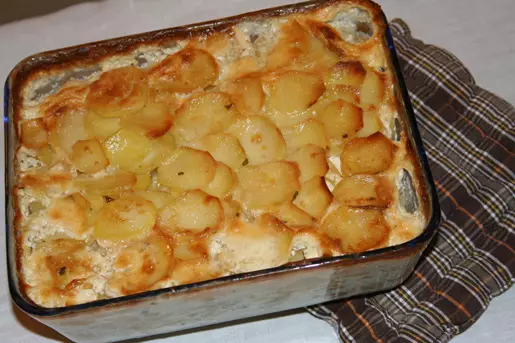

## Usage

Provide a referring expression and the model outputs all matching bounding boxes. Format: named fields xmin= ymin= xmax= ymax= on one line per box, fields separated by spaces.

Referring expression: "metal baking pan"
xmin=5 ymin=0 xmax=440 ymax=342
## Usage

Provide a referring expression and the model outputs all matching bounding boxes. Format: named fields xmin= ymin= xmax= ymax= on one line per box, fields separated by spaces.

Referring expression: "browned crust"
xmin=8 ymin=0 xmax=384 ymax=122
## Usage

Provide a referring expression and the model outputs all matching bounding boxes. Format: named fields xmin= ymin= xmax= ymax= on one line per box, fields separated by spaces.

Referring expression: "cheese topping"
xmin=14 ymin=0 xmax=427 ymax=307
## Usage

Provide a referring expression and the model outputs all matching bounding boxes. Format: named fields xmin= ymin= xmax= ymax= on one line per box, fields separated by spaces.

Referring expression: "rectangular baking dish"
xmin=5 ymin=0 xmax=440 ymax=342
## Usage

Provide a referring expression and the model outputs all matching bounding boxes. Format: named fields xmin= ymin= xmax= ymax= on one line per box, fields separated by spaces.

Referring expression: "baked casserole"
xmin=11 ymin=0 xmax=428 ymax=308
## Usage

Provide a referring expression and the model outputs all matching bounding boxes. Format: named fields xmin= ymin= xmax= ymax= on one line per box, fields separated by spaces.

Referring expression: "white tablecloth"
xmin=1 ymin=1 xmax=513 ymax=342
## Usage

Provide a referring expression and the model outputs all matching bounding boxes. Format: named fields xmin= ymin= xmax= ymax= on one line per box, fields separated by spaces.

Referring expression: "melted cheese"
xmin=14 ymin=0 xmax=427 ymax=308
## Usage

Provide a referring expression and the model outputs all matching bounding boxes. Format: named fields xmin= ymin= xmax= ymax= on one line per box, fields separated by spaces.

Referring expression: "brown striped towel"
xmin=307 ymin=19 xmax=515 ymax=343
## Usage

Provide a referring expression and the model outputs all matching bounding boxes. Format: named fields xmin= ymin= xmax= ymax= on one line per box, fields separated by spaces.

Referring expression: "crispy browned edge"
xmin=7 ymin=0 xmax=429 ymax=309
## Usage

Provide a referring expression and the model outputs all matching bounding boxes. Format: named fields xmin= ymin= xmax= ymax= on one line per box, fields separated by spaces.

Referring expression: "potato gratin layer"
xmin=14 ymin=0 xmax=427 ymax=307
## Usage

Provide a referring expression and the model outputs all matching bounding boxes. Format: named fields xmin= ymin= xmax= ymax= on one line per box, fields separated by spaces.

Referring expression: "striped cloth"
xmin=307 ymin=19 xmax=515 ymax=343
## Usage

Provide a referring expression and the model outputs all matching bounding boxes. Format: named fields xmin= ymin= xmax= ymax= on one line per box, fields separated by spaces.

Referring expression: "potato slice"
xmin=108 ymin=235 xmax=173 ymax=294
xmin=172 ymin=92 xmax=238 ymax=145
xmin=157 ymin=147 xmax=216 ymax=191
xmin=321 ymin=206 xmax=390 ymax=253
xmin=84 ymin=111 xmax=121 ymax=140
xmin=203 ymin=163 xmax=237 ymax=199
xmin=355 ymin=111 xmax=382 ymax=138
xmin=288 ymin=144 xmax=328 ymax=183
xmin=311 ymin=85 xmax=361 ymax=116
xmin=27 ymin=239 xmax=94 ymax=290
xmin=93 ymin=195 xmax=157 ymax=241
xmin=266 ymin=71 xmax=325 ymax=119
xmin=208 ymin=215 xmax=293 ymax=273
xmin=51 ymin=109 xmax=89 ymax=155
xmin=228 ymin=115 xmax=286 ymax=165
xmin=133 ymin=173 xmax=151 ymax=191
xmin=133 ymin=190 xmax=177 ymax=210
xmin=333 ymin=175 xmax=392 ymax=208
xmin=340 ymin=132 xmax=395 ymax=175
xmin=238 ymin=161 xmax=300 ymax=208
xmin=120 ymin=101 xmax=172 ymax=139
xmin=221 ymin=198 xmax=241 ymax=219
xmin=75 ymin=170 xmax=137 ymax=197
xmin=324 ymin=61 xmax=366 ymax=88
xmin=226 ymin=76 xmax=264 ymax=116
xmin=86 ymin=66 xmax=148 ymax=118
xmin=360 ymin=70 xmax=385 ymax=111
xmin=104 ymin=129 xmax=152 ymax=173
xmin=283 ymin=118 xmax=328 ymax=152
xmin=48 ymin=195 xmax=89 ymax=237
xmin=172 ymin=233 xmax=207 ymax=261
xmin=267 ymin=20 xmax=339 ymax=72
xmin=274 ymin=202 xmax=315 ymax=227
xmin=71 ymin=139 xmax=109 ymax=174
xmin=148 ymin=47 xmax=219 ymax=92
xmin=158 ymin=190 xmax=223 ymax=234
xmin=318 ymin=100 xmax=363 ymax=139
xmin=293 ymin=176 xmax=332 ymax=219
xmin=202 ymin=133 xmax=246 ymax=170
xmin=21 ymin=118 xmax=48 ymax=149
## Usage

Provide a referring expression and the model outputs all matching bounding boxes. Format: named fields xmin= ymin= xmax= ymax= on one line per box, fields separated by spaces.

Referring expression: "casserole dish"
xmin=5 ymin=0 xmax=440 ymax=342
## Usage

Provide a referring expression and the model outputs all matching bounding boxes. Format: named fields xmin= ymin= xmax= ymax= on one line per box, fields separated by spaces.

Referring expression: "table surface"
xmin=0 ymin=1 xmax=513 ymax=342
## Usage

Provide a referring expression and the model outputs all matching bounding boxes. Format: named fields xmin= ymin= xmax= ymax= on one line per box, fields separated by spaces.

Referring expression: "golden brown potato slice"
xmin=225 ymin=56 xmax=261 ymax=80
xmin=27 ymin=239 xmax=94 ymax=290
xmin=226 ymin=76 xmax=264 ymax=116
xmin=50 ymin=109 xmax=89 ymax=155
xmin=107 ymin=235 xmax=173 ymax=295
xmin=120 ymin=101 xmax=173 ymax=139
xmin=324 ymin=61 xmax=366 ymax=88
xmin=86 ymin=66 xmax=148 ymax=118
xmin=238 ymin=161 xmax=300 ymax=208
xmin=266 ymin=71 xmax=325 ymax=119
xmin=84 ymin=112 xmax=120 ymax=140
xmin=283 ymin=118 xmax=328 ymax=152
xmin=172 ymin=233 xmax=207 ymax=261
xmin=75 ymin=170 xmax=137 ymax=198
xmin=21 ymin=118 xmax=48 ymax=149
xmin=71 ymin=139 xmax=109 ymax=174
xmin=333 ymin=175 xmax=392 ymax=208
xmin=203 ymin=162 xmax=237 ymax=199
xmin=221 ymin=198 xmax=241 ymax=219
xmin=133 ymin=190 xmax=177 ymax=210
xmin=133 ymin=173 xmax=151 ymax=191
xmin=321 ymin=206 xmax=390 ymax=253
xmin=80 ymin=192 xmax=106 ymax=224
xmin=149 ymin=47 xmax=219 ymax=92
xmin=208 ymin=215 xmax=293 ymax=273
xmin=267 ymin=19 xmax=339 ymax=72
xmin=274 ymin=202 xmax=315 ymax=227
xmin=228 ymin=115 xmax=286 ymax=165
xmin=340 ymin=132 xmax=395 ymax=175
xmin=93 ymin=195 xmax=157 ymax=241
xmin=293 ymin=176 xmax=332 ymax=219
xmin=288 ymin=144 xmax=328 ymax=183
xmin=172 ymin=92 xmax=238 ymax=145
xmin=355 ymin=111 xmax=382 ymax=138
xmin=202 ymin=133 xmax=247 ymax=170
xmin=157 ymin=147 xmax=216 ymax=191
xmin=318 ymin=99 xmax=363 ymax=139
xmin=48 ymin=195 xmax=89 ymax=237
xmin=360 ymin=70 xmax=385 ymax=111
xmin=157 ymin=190 xmax=223 ymax=234
xmin=103 ymin=129 xmax=152 ymax=173
xmin=311 ymin=85 xmax=361 ymax=116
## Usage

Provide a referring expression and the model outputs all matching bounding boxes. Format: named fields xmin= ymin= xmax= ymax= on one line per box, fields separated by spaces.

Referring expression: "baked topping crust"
xmin=12 ymin=0 xmax=427 ymax=308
